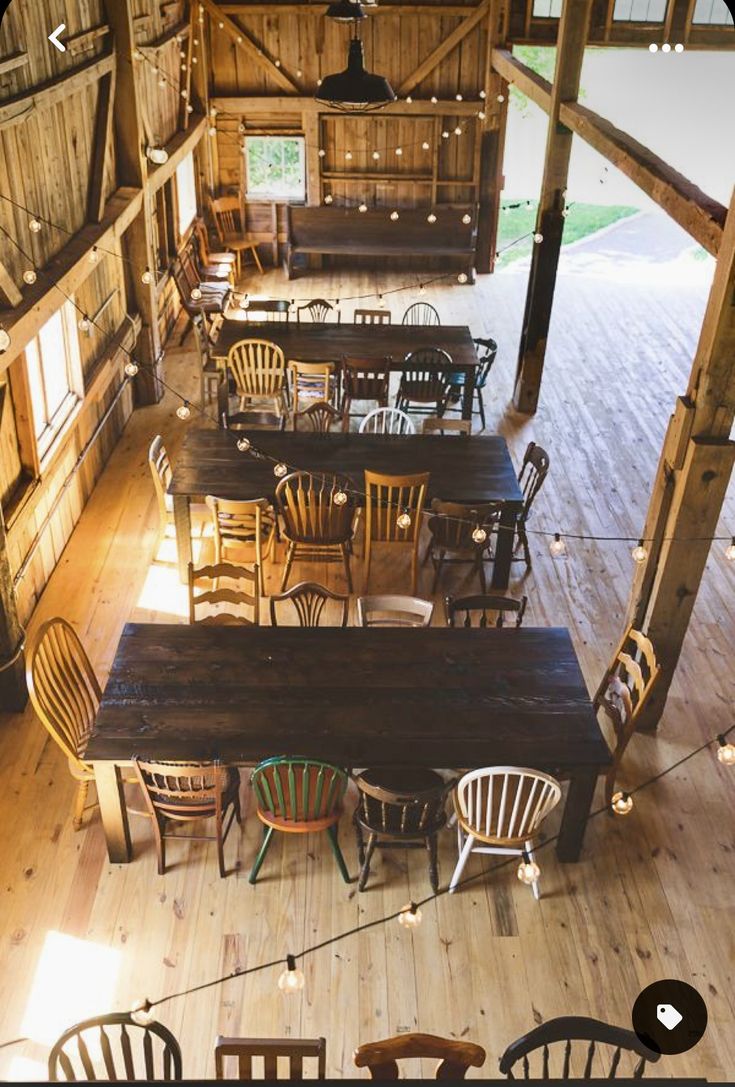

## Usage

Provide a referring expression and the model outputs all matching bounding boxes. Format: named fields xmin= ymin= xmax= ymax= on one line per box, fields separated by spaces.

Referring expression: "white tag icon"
xmin=657 ymin=1003 xmax=683 ymax=1031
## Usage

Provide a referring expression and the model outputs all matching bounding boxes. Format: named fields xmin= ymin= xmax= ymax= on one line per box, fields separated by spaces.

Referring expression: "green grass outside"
xmin=496 ymin=199 xmax=639 ymax=266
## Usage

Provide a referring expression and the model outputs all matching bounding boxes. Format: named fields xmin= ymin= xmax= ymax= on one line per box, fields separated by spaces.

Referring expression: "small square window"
xmin=245 ymin=136 xmax=306 ymax=202
xmin=691 ymin=0 xmax=733 ymax=23
xmin=532 ymin=0 xmax=563 ymax=16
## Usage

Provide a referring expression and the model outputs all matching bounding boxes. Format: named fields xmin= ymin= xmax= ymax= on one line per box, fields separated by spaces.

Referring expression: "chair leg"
xmin=326 ymin=824 xmax=351 ymax=883
xmin=477 ymin=388 xmax=486 ymax=431
xmin=250 ymin=244 xmax=264 ymax=275
xmin=358 ymin=832 xmax=377 ymax=891
xmin=476 ymin=551 xmax=487 ymax=594
xmin=426 ymin=834 xmax=439 ymax=893
xmin=216 ymin=811 xmax=227 ymax=879
xmin=280 ymin=542 xmax=295 ymax=591
xmin=449 ymin=830 xmax=475 ymax=893
xmin=411 ymin=544 xmax=419 ymax=596
xmin=519 ymin=524 xmax=532 ymax=569
xmin=363 ymin=534 xmax=372 ymax=591
xmin=72 ymin=780 xmax=89 ymax=831
xmin=353 ymin=812 xmax=366 ymax=867
xmin=526 ymin=841 xmax=541 ymax=900
xmin=149 ymin=814 xmax=166 ymax=876
xmin=341 ymin=543 xmax=353 ymax=593
xmin=249 ymin=825 xmax=275 ymax=884
xmin=431 ymin=550 xmax=445 ymax=595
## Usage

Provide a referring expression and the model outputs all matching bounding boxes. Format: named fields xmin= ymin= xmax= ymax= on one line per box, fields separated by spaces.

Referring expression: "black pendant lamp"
xmin=315 ymin=34 xmax=396 ymax=113
xmin=325 ymin=0 xmax=365 ymax=20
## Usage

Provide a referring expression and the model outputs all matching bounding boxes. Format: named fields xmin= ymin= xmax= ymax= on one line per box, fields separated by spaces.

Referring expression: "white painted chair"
xmin=449 ymin=767 xmax=561 ymax=899
xmin=359 ymin=407 xmax=415 ymax=435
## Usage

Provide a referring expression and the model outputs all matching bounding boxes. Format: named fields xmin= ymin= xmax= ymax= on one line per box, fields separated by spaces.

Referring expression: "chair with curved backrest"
xmin=425 ymin=500 xmax=501 ymax=593
xmin=296 ymin=298 xmax=338 ymax=324
xmin=364 ymin=470 xmax=429 ymax=595
xmin=449 ymin=766 xmax=561 ymax=898
xmin=210 ymin=195 xmax=264 ymax=277
xmin=445 ymin=593 xmax=528 ymax=628
xmin=396 ymin=347 xmax=453 ymax=417
xmin=359 ymin=407 xmax=415 ymax=436
xmin=248 ymin=757 xmax=350 ymax=884
xmin=227 ymin=339 xmax=288 ymax=417
xmin=288 ymin=360 xmax=336 ymax=414
xmin=293 ymin=400 xmax=345 ymax=434
xmin=514 ymin=441 xmax=550 ymax=570
xmin=269 ymin=581 xmax=349 ymax=628
xmin=48 ymin=1012 xmax=183 ymax=1081
xmin=341 ymin=357 xmax=391 ymax=425
xmin=356 ymin=595 xmax=434 ymax=628
xmin=498 ymin=1016 xmax=661 ymax=1080
xmin=206 ymin=495 xmax=275 ymax=598
xmin=353 ymin=1033 xmax=486 ymax=1080
xmin=353 ymin=767 xmax=451 ymax=892
xmin=593 ymin=626 xmax=661 ymax=807
xmin=402 ymin=301 xmax=440 ymax=326
xmin=188 ymin=562 xmax=260 ymax=626
xmin=214 ymin=1036 xmax=327 ymax=1080
xmin=194 ymin=218 xmax=237 ymax=271
xmin=443 ymin=336 xmax=498 ymax=430
xmin=148 ymin=435 xmax=173 ymax=548
xmin=133 ymin=759 xmax=241 ymax=877
xmin=354 ymin=308 xmax=391 ymax=324
xmin=422 ymin=417 xmax=471 ymax=436
xmin=275 ymin=471 xmax=356 ymax=592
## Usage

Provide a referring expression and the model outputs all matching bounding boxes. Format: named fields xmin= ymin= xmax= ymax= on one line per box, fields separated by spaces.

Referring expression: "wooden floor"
xmin=1 ymin=259 xmax=734 ymax=1081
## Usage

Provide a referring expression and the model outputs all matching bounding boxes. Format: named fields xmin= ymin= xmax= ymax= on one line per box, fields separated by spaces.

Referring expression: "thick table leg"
xmin=94 ymin=762 xmax=132 ymax=864
xmin=461 ymin=366 xmax=475 ymax=422
xmin=173 ymin=494 xmax=192 ymax=584
xmin=557 ymin=769 xmax=598 ymax=862
xmin=491 ymin=505 xmax=517 ymax=589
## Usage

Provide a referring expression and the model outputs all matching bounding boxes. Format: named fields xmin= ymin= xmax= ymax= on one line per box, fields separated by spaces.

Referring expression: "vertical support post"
xmin=0 ymin=504 xmax=26 ymax=710
xmin=476 ymin=0 xmax=509 ymax=275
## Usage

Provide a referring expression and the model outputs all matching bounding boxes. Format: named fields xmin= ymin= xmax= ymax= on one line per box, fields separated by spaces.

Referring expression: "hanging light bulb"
xmin=180 ymin=88 xmax=188 ymax=99
xmin=133 ymin=49 xmax=144 ymax=61
xmin=274 ymin=462 xmax=288 ymax=478
xmin=0 ymin=326 xmax=11 ymax=353
xmin=611 ymin=790 xmax=634 ymax=816
xmin=130 ymin=998 xmax=154 ymax=1027
xmin=661 ymin=42 xmax=671 ymax=52
xmin=455 ymin=93 xmax=463 ymax=102
xmin=631 ymin=539 xmax=648 ymax=563
xmin=378 ymin=294 xmax=386 ymax=308
xmin=549 ymin=533 xmax=566 ymax=558
xmin=395 ymin=146 xmax=403 ymax=156
xmin=89 ymin=247 xmax=100 ymax=264
xmin=390 ymin=211 xmax=399 ymax=221
xmin=462 ymin=213 xmax=472 ymax=225
xmin=345 ymin=150 xmax=353 ymax=161
xmin=716 ymin=734 xmax=735 ymax=765
xmin=208 ymin=125 xmax=217 ymax=136
xmin=418 ymin=283 xmax=426 ymax=296
xmin=457 ymin=272 xmax=468 ymax=284
xmin=454 ymin=126 xmax=462 ymax=136
xmin=176 ymin=401 xmax=191 ymax=420
xmin=430 ymin=95 xmax=438 ymax=104
xmin=186 ymin=104 xmax=194 ymax=114
xmin=78 ymin=315 xmax=91 ymax=334
xmin=421 ymin=141 xmax=430 ymax=151
xmin=124 ymin=360 xmax=139 ymax=377
xmin=674 ymin=42 xmax=684 ymax=52
xmin=533 ymin=233 xmax=544 ymax=244
xmin=479 ymin=90 xmax=486 ymax=99
xmin=236 ymin=437 xmax=252 ymax=453
xmin=278 ymin=955 xmax=305 ymax=994
xmin=427 ymin=213 xmax=437 ymax=224
xmin=372 ymin=150 xmax=380 ymax=161
xmin=191 ymin=287 xmax=203 ymax=301
xmin=297 ymin=68 xmax=303 ymax=77
xmin=158 ymin=71 xmax=167 ymax=87
xmin=324 ymin=194 xmax=333 ymax=205
xmin=477 ymin=110 xmax=486 ymax=120
xmin=497 ymin=93 xmax=505 ymax=103
xmin=141 ymin=268 xmax=154 ymax=285
xmin=725 ymin=537 xmax=735 ymax=561
xmin=406 ymin=95 xmax=413 ymax=104
xmin=441 ymin=130 xmax=450 ymax=139
xmin=318 ymin=148 xmax=326 ymax=157
xmin=333 ymin=488 xmax=348 ymax=506
xmin=29 ymin=218 xmax=42 ymax=233
xmin=397 ymin=510 xmax=412 ymax=530
xmin=23 ymin=270 xmax=37 ymax=285
xmin=517 ymin=849 xmax=540 ymax=886
xmin=238 ymin=122 xmax=247 ymax=136
xmin=472 ymin=525 xmax=487 ymax=544
xmin=649 ymin=43 xmax=659 ymax=52
xmin=358 ymin=202 xmax=368 ymax=213
xmin=397 ymin=902 xmax=422 ymax=928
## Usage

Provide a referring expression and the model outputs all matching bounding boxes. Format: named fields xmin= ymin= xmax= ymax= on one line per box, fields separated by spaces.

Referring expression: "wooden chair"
xmin=133 ymin=759 xmax=241 ymax=877
xmin=354 ymin=307 xmax=391 ymax=324
xmin=359 ymin=407 xmax=415 ymax=435
xmin=294 ymin=400 xmax=345 ymax=434
xmin=172 ymin=252 xmax=231 ymax=344
xmin=445 ymin=592 xmax=528 ymax=628
xmin=275 ymin=471 xmax=356 ymax=591
xmin=402 ymin=301 xmax=440 ymax=326
xmin=248 ymin=757 xmax=350 ymax=883
xmin=148 ymin=435 xmax=174 ymax=550
xmin=194 ymin=218 xmax=237 ymax=270
xmin=356 ymin=595 xmax=433 ymax=628
xmin=211 ymin=195 xmax=264 ymax=277
xmin=396 ymin=346 xmax=453 ymax=417
xmin=425 ymin=500 xmax=501 ymax=593
xmin=341 ymin=356 xmax=391 ymax=424
xmin=244 ymin=298 xmax=291 ymax=322
xmin=188 ymin=562 xmax=260 ymax=625
xmin=214 ymin=1036 xmax=326 ymax=1080
xmin=288 ymin=360 xmax=336 ymax=414
xmin=296 ymin=298 xmax=339 ymax=324
xmin=269 ymin=581 xmax=349 ymax=628
xmin=227 ymin=339 xmax=288 ymax=417
xmin=206 ymin=495 xmax=275 ymax=597
xmin=449 ymin=767 xmax=561 ymax=898
xmin=188 ymin=234 xmax=233 ymax=285
xmin=353 ymin=766 xmax=451 ymax=892
xmin=443 ymin=336 xmax=497 ymax=431
xmin=514 ymin=441 xmax=550 ymax=570
xmin=498 ymin=1016 xmax=661 ymax=1080
xmin=422 ymin=416 xmax=471 ymax=435
xmin=593 ymin=626 xmax=661 ymax=807
xmin=193 ymin=315 xmax=221 ymax=409
xmin=49 ymin=1012 xmax=183 ymax=1081
xmin=220 ymin=407 xmax=286 ymax=432
xmin=353 ymin=1034 xmax=486 ymax=1080
xmin=364 ymin=470 xmax=429 ymax=595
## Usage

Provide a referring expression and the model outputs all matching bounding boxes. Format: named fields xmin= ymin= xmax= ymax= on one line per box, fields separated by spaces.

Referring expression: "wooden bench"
xmin=285 ymin=205 xmax=478 ymax=281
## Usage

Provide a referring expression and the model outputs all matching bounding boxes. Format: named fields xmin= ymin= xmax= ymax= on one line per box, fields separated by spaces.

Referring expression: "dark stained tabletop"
xmin=87 ymin=624 xmax=611 ymax=770
xmin=211 ymin=320 xmax=479 ymax=370
xmin=168 ymin=429 xmax=525 ymax=506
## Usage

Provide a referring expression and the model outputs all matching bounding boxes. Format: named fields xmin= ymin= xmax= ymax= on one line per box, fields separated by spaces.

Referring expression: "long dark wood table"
xmin=210 ymin=320 xmax=480 ymax=420
xmin=87 ymin=623 xmax=611 ymax=866
xmin=168 ymin=429 xmax=524 ymax=586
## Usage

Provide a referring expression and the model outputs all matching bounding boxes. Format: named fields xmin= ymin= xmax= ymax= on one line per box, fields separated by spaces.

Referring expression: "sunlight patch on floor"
xmin=6 ymin=1054 xmax=47 ymax=1082
xmin=135 ymin=561 xmax=189 ymax=620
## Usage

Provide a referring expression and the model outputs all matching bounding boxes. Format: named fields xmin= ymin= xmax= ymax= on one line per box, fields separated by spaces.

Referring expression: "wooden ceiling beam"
xmin=218 ymin=3 xmax=480 ymax=11
xmin=199 ymin=0 xmax=302 ymax=93
xmin=397 ymin=1 xmax=490 ymax=95
xmin=0 ymin=52 xmax=115 ymax=130
xmin=210 ymin=95 xmax=483 ymax=115
xmin=490 ymin=47 xmax=550 ymax=109
xmin=88 ymin=69 xmax=117 ymax=224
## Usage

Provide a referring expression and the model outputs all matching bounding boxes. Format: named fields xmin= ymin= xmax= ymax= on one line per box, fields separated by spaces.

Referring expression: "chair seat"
xmin=222 ymin=234 xmax=259 ymax=252
xmin=256 ymin=805 xmax=343 ymax=833
xmin=202 ymin=263 xmax=231 ymax=280
xmin=209 ymin=251 xmax=237 ymax=264
xmin=455 ymin=806 xmax=531 ymax=849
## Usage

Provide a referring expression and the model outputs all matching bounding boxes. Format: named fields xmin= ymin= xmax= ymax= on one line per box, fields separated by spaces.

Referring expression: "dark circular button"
xmin=632 ymin=979 xmax=707 ymax=1055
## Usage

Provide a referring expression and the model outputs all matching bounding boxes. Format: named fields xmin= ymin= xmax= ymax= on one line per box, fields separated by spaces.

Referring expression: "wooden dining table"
xmin=87 ymin=623 xmax=611 ymax=866
xmin=210 ymin=320 xmax=481 ymax=421
xmin=168 ymin=429 xmax=524 ymax=587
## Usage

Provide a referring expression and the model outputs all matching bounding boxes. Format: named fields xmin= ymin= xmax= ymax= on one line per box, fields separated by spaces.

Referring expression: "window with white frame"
xmin=532 ymin=0 xmax=563 ymax=16
xmin=176 ymin=152 xmax=198 ymax=235
xmin=244 ymin=136 xmax=306 ymax=201
xmin=691 ymin=0 xmax=733 ymax=23
xmin=612 ymin=0 xmax=667 ymax=20
xmin=25 ymin=303 xmax=83 ymax=462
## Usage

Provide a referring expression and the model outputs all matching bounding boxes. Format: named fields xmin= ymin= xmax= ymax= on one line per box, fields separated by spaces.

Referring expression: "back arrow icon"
xmin=48 ymin=24 xmax=66 ymax=52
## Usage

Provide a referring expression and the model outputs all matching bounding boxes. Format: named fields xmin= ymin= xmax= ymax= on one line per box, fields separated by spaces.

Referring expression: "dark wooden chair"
xmin=341 ymin=356 xmax=391 ymax=423
xmin=498 ymin=1016 xmax=661 ymax=1079
xmin=244 ymin=298 xmax=291 ymax=322
xmin=214 ymin=1036 xmax=326 ymax=1080
xmin=353 ymin=1033 xmax=486 ymax=1080
xmin=248 ymin=756 xmax=350 ymax=884
xmin=171 ymin=256 xmax=229 ymax=346
xmin=296 ymin=298 xmax=339 ymax=323
xmin=445 ymin=593 xmax=528 ymax=628
xmin=354 ymin=307 xmax=391 ymax=324
xmin=353 ymin=766 xmax=452 ymax=892
xmin=269 ymin=581 xmax=349 ymax=628
xmin=395 ymin=346 xmax=453 ymax=417
xmin=275 ymin=470 xmax=356 ymax=591
xmin=442 ymin=336 xmax=497 ymax=430
xmin=424 ymin=499 xmax=501 ymax=593
xmin=49 ymin=1012 xmax=183 ymax=1081
xmin=514 ymin=441 xmax=550 ymax=570
xmin=220 ymin=406 xmax=286 ymax=432
xmin=293 ymin=399 xmax=345 ymax=434
xmin=402 ymin=301 xmax=440 ymax=326
xmin=133 ymin=759 xmax=242 ymax=877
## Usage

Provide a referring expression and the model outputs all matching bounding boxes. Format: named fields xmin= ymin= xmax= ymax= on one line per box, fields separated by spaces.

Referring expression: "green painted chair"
xmin=248 ymin=757 xmax=351 ymax=884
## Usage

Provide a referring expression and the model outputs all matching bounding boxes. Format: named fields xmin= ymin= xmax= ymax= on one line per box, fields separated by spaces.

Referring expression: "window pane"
xmin=25 ymin=339 xmax=46 ymax=438
xmin=692 ymin=0 xmax=733 ymax=22
xmin=176 ymin=153 xmax=198 ymax=234
xmin=613 ymin=0 xmax=667 ymax=18
xmin=245 ymin=137 xmax=306 ymax=200
xmin=38 ymin=309 xmax=69 ymax=420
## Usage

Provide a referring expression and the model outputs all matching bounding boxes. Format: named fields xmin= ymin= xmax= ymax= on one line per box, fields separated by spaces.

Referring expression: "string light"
xmin=89 ymin=247 xmax=100 ymax=264
xmin=549 ymin=533 xmax=566 ymax=557
xmin=427 ymin=213 xmax=437 ymax=224
xmin=454 ymin=126 xmax=462 ymax=136
xmin=333 ymin=488 xmax=348 ymax=506
xmin=462 ymin=213 xmax=472 ymax=225
xmin=397 ymin=510 xmax=412 ymax=530
xmin=378 ymin=294 xmax=386 ymax=308
xmin=441 ymin=130 xmax=450 ymax=139
xmin=0 ymin=326 xmax=10 ymax=353
xmin=479 ymin=90 xmax=486 ymax=99
xmin=397 ymin=902 xmax=422 ymax=928
xmin=649 ymin=43 xmax=659 ymax=52
xmin=716 ymin=734 xmax=735 ymax=765
xmin=478 ymin=110 xmax=486 ymax=120
xmin=124 ymin=361 xmax=139 ymax=377
xmin=29 ymin=218 xmax=42 ymax=233
xmin=324 ymin=194 xmax=333 ymax=204
xmin=358 ymin=202 xmax=368 ymax=213
xmin=674 ymin=42 xmax=684 ymax=52
xmin=208 ymin=125 xmax=217 ymax=136
xmin=141 ymin=268 xmax=154 ymax=285
xmin=455 ymin=93 xmax=463 ymax=101
xmin=661 ymin=42 xmax=671 ymax=52
xmin=516 ymin=850 xmax=540 ymax=886
xmin=318 ymin=148 xmax=326 ymax=157
xmin=430 ymin=95 xmax=438 ymax=104
xmin=236 ymin=437 xmax=251 ymax=453
xmin=725 ymin=537 xmax=735 ymax=560
xmin=395 ymin=146 xmax=403 ymax=156
xmin=631 ymin=539 xmax=648 ymax=563
xmin=191 ymin=287 xmax=203 ymax=301
xmin=611 ymin=790 xmax=634 ymax=816
xmin=418 ymin=283 xmax=426 ymax=295
xmin=457 ymin=272 xmax=468 ymax=284
xmin=533 ymin=233 xmax=544 ymax=244
xmin=130 ymin=998 xmax=154 ymax=1026
xmin=22 ymin=270 xmax=37 ymax=284
xmin=497 ymin=93 xmax=505 ymax=103
xmin=390 ymin=211 xmax=399 ymax=221
xmin=278 ymin=955 xmax=305 ymax=994
xmin=472 ymin=526 xmax=487 ymax=544
xmin=345 ymin=150 xmax=353 ymax=161
xmin=78 ymin=316 xmax=91 ymax=334
xmin=176 ymin=401 xmax=191 ymax=420
xmin=274 ymin=462 xmax=288 ymax=478
xmin=422 ymin=141 xmax=430 ymax=150
xmin=372 ymin=150 xmax=380 ymax=160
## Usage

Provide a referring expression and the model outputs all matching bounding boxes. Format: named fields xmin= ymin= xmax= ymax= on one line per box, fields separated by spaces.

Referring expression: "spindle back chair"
xmin=148 ymin=435 xmax=173 ymax=547
xmin=498 ymin=1016 xmax=661 ymax=1079
xmin=293 ymin=399 xmax=345 ymax=434
xmin=515 ymin=442 xmax=550 ymax=569
xmin=443 ymin=336 xmax=498 ymax=430
xmin=214 ymin=1036 xmax=326 ymax=1080
xmin=269 ymin=582 xmax=350 ymax=628
xmin=396 ymin=347 xmax=453 ymax=416
xmin=48 ymin=1013 xmax=183 ymax=1081
xmin=210 ymin=196 xmax=264 ymax=275
xmin=402 ymin=301 xmax=440 ymax=326
xmin=288 ymin=360 xmax=335 ymax=414
xmin=353 ymin=1033 xmax=486 ymax=1080
xmin=445 ymin=593 xmax=528 ymax=628
xmin=360 ymin=407 xmax=415 ymax=435
xmin=341 ymin=357 xmax=391 ymax=422
xmin=364 ymin=470 xmax=429 ymax=595
xmin=227 ymin=339 xmax=288 ymax=416
xmin=275 ymin=471 xmax=356 ymax=591
xmin=296 ymin=298 xmax=338 ymax=324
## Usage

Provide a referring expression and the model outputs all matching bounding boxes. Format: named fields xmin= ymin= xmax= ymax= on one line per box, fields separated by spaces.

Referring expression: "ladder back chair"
xmin=443 ymin=337 xmax=498 ymax=430
xmin=227 ymin=339 xmax=288 ymax=417
xmin=210 ymin=196 xmax=264 ymax=276
xmin=402 ymin=301 xmax=440 ymax=326
xmin=288 ymin=360 xmax=336 ymax=414
xmin=296 ymin=298 xmax=338 ymax=324
xmin=353 ymin=1033 xmax=486 ymax=1080
xmin=188 ymin=562 xmax=260 ymax=626
xmin=206 ymin=496 xmax=275 ymax=598
xmin=515 ymin=441 xmax=550 ymax=570
xmin=275 ymin=471 xmax=357 ymax=592
xmin=193 ymin=316 xmax=221 ymax=409
xmin=354 ymin=308 xmax=391 ymax=324
xmin=396 ymin=347 xmax=453 ymax=417
xmin=248 ymin=757 xmax=350 ymax=884
xmin=364 ymin=470 xmax=430 ymax=595
xmin=498 ymin=1016 xmax=661 ymax=1080
xmin=341 ymin=357 xmax=391 ymax=423
xmin=48 ymin=1013 xmax=183 ymax=1081
xmin=148 ymin=435 xmax=173 ymax=549
xmin=445 ymin=593 xmax=528 ymax=628
xmin=194 ymin=218 xmax=237 ymax=270
xmin=269 ymin=582 xmax=349 ymax=628
xmin=293 ymin=400 xmax=345 ymax=434
xmin=425 ymin=500 xmax=501 ymax=593
xmin=449 ymin=767 xmax=561 ymax=899
xmin=214 ymin=1036 xmax=326 ymax=1080
xmin=422 ymin=417 xmax=471 ymax=435
xmin=133 ymin=759 xmax=241 ymax=877
xmin=359 ymin=407 xmax=415 ymax=435
xmin=357 ymin=595 xmax=434 ymax=628
xmin=353 ymin=766 xmax=451 ymax=892
xmin=593 ymin=626 xmax=661 ymax=807
xmin=188 ymin=234 xmax=233 ymax=286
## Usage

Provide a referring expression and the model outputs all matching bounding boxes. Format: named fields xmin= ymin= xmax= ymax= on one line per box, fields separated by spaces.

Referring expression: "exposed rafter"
xmin=397 ymin=1 xmax=490 ymax=95
xmin=199 ymin=0 xmax=302 ymax=94
xmin=0 ymin=52 xmax=115 ymax=130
